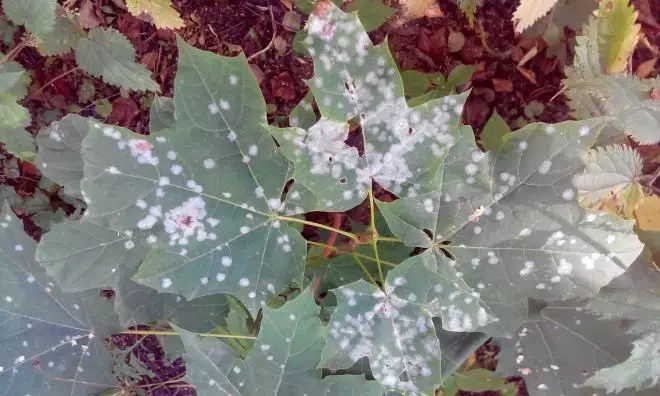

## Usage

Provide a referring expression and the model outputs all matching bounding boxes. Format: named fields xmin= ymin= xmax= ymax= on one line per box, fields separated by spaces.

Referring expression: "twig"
xmin=0 ymin=35 xmax=33 ymax=65
xmin=247 ymin=6 xmax=277 ymax=62
xmin=323 ymin=213 xmax=344 ymax=258
xmin=475 ymin=20 xmax=512 ymax=59
xmin=35 ymin=67 xmax=79 ymax=95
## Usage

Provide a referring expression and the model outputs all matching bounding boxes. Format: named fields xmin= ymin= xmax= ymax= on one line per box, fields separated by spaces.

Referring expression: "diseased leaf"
xmin=495 ymin=299 xmax=657 ymax=396
xmin=125 ymin=0 xmax=184 ymax=30
xmin=512 ymin=0 xmax=558 ymax=34
xmin=75 ymin=27 xmax=160 ymax=92
xmin=289 ymin=91 xmax=317 ymax=129
xmin=36 ymin=14 xmax=85 ymax=56
xmin=80 ymin=37 xmax=304 ymax=314
xmin=573 ymin=144 xmax=643 ymax=218
xmin=176 ymin=288 xmax=387 ymax=395
xmin=35 ymin=114 xmax=90 ymax=198
xmin=584 ymin=333 xmax=660 ymax=393
xmin=149 ymin=95 xmax=175 ymax=133
xmin=2 ymin=0 xmax=56 ymax=36
xmin=319 ymin=254 xmax=485 ymax=393
xmin=0 ymin=201 xmax=122 ymax=395
xmin=635 ymin=196 xmax=660 ymax=232
xmin=378 ymin=119 xmax=644 ymax=335
xmin=271 ymin=4 xmax=470 ymax=212
xmin=597 ymin=0 xmax=640 ymax=74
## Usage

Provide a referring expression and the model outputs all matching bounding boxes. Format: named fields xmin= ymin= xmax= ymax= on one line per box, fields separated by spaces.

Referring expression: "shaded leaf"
xmin=289 ymin=91 xmax=317 ymax=129
xmin=0 ymin=201 xmax=122 ymax=395
xmin=2 ymin=0 xmax=56 ymax=36
xmin=149 ymin=95 xmax=175 ymax=133
xmin=37 ymin=14 xmax=85 ymax=56
xmin=479 ymin=110 xmax=510 ymax=151
xmin=345 ymin=0 xmax=395 ymax=32
xmin=75 ymin=27 xmax=160 ymax=92
xmin=35 ymin=114 xmax=90 ymax=198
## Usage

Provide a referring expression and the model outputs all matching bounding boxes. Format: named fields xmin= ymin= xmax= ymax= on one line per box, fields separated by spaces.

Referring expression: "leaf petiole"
xmin=120 ymin=329 xmax=257 ymax=340
xmin=275 ymin=215 xmax=359 ymax=241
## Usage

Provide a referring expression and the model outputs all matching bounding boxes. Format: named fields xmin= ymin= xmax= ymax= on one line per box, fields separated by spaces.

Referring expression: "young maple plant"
xmin=0 ymin=2 xmax=657 ymax=396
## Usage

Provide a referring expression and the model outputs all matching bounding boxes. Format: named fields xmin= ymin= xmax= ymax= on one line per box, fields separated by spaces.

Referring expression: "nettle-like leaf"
xmin=512 ymin=0 xmax=558 ymax=34
xmin=37 ymin=14 xmax=85 ymax=56
xmin=80 ymin=37 xmax=304 ymax=314
xmin=125 ymin=0 xmax=184 ymax=30
xmin=177 ymin=288 xmax=386 ymax=395
xmin=75 ymin=27 xmax=160 ymax=92
xmin=456 ymin=0 xmax=478 ymax=26
xmin=0 ymin=202 xmax=122 ymax=395
xmin=573 ymin=144 xmax=643 ymax=217
xmin=378 ymin=119 xmax=644 ymax=335
xmin=597 ymin=0 xmax=640 ymax=74
xmin=2 ymin=0 xmax=56 ymax=37
xmin=0 ymin=60 xmax=34 ymax=156
xmin=271 ymin=5 xmax=469 ymax=212
xmin=35 ymin=114 xmax=90 ymax=198
xmin=320 ymin=252 xmax=492 ymax=393
xmin=495 ymin=299 xmax=658 ymax=396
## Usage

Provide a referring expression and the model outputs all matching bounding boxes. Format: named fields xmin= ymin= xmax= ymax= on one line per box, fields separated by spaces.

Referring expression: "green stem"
xmin=377 ymin=235 xmax=402 ymax=243
xmin=352 ymin=255 xmax=379 ymax=286
xmin=276 ymin=215 xmax=359 ymax=241
xmin=121 ymin=329 xmax=257 ymax=340
xmin=368 ymin=189 xmax=385 ymax=286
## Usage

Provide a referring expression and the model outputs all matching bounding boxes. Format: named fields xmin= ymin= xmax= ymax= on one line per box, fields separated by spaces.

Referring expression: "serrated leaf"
xmin=565 ymin=74 xmax=660 ymax=144
xmin=573 ymin=144 xmax=643 ymax=217
xmin=79 ymin=37 xmax=304 ymax=314
xmin=597 ymin=0 xmax=640 ymax=74
xmin=36 ymin=14 xmax=85 ymax=56
xmin=125 ymin=0 xmax=184 ymax=30
xmin=345 ymin=0 xmax=395 ymax=32
xmin=495 ymin=299 xmax=659 ymax=396
xmin=512 ymin=0 xmax=558 ymax=34
xmin=321 ymin=255 xmax=455 ymax=393
xmin=176 ymin=288 xmax=387 ymax=395
xmin=0 ymin=94 xmax=29 ymax=129
xmin=457 ymin=0 xmax=478 ymax=26
xmin=75 ymin=27 xmax=160 ymax=92
xmin=0 ymin=201 xmax=122 ymax=395
xmin=378 ymin=119 xmax=644 ymax=336
xmin=479 ymin=110 xmax=510 ymax=152
xmin=583 ymin=332 xmax=660 ymax=393
xmin=35 ymin=114 xmax=89 ymax=198
xmin=271 ymin=4 xmax=470 ymax=212
xmin=2 ymin=0 xmax=56 ymax=36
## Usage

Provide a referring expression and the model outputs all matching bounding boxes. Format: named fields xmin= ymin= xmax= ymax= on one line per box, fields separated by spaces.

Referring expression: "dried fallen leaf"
xmin=399 ymin=0 xmax=443 ymax=19
xmin=125 ymin=0 xmax=184 ymax=30
xmin=79 ymin=0 xmax=102 ymax=29
xmin=635 ymin=57 xmax=657 ymax=78
xmin=447 ymin=30 xmax=465 ymax=53
xmin=635 ymin=195 xmax=660 ymax=231
xmin=492 ymin=78 xmax=513 ymax=92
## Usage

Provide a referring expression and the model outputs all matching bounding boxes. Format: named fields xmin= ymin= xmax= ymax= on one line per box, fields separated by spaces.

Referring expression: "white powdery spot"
xmin=137 ymin=215 xmax=158 ymax=230
xmin=208 ymin=102 xmax=219 ymax=114
xmin=228 ymin=131 xmax=237 ymax=141
xmin=167 ymin=150 xmax=177 ymax=160
xmin=578 ymin=126 xmax=590 ymax=136
xmin=170 ymin=164 xmax=183 ymax=175
xmin=128 ymin=139 xmax=158 ymax=165
xmin=229 ymin=75 xmax=239 ymax=85
xmin=163 ymin=196 xmax=208 ymax=245
xmin=607 ymin=234 xmax=616 ymax=244
xmin=203 ymin=159 xmax=216 ymax=169
xmin=248 ymin=145 xmax=259 ymax=156
xmin=239 ymin=278 xmax=250 ymax=287
xmin=465 ymin=163 xmax=478 ymax=175
xmin=557 ymin=258 xmax=573 ymax=275
xmin=423 ymin=198 xmax=434 ymax=213
xmin=538 ymin=160 xmax=552 ymax=174
xmin=240 ymin=226 xmax=250 ymax=234
xmin=216 ymin=273 xmax=226 ymax=282
xmin=518 ymin=141 xmax=528 ymax=150
xmin=161 ymin=278 xmax=173 ymax=289
xmin=219 ymin=100 xmax=230 ymax=110
xmin=159 ymin=177 xmax=170 ymax=186
xmin=124 ymin=240 xmax=135 ymax=250
xmin=342 ymin=190 xmax=353 ymax=200
xmin=222 ymin=256 xmax=232 ymax=267
xmin=200 ymin=277 xmax=209 ymax=285
xmin=518 ymin=228 xmax=531 ymax=237
xmin=581 ymin=255 xmax=595 ymax=270
xmin=107 ymin=166 xmax=120 ymax=174
xmin=14 ymin=244 xmax=23 ymax=252
xmin=561 ymin=189 xmax=575 ymax=201
xmin=520 ymin=261 xmax=535 ymax=276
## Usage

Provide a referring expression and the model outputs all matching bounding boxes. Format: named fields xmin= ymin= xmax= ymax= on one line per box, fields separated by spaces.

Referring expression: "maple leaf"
xmin=512 ymin=0 xmax=558 ymax=34
xmin=125 ymin=0 xmax=184 ymax=30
